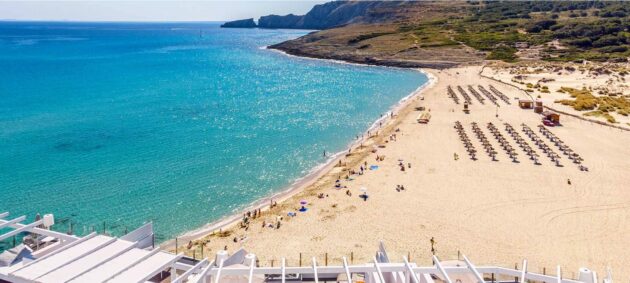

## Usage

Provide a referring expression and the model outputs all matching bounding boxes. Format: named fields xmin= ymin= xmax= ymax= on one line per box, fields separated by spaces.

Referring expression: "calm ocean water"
xmin=0 ymin=22 xmax=427 ymax=243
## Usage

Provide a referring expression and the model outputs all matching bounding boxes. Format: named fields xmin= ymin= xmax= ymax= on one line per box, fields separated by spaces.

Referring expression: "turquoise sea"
xmin=0 ymin=22 xmax=428 ymax=244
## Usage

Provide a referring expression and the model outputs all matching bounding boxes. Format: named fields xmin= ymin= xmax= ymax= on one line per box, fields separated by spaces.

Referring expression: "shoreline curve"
xmin=159 ymin=47 xmax=437 ymax=250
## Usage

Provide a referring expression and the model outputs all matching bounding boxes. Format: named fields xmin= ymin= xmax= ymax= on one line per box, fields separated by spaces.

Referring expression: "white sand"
xmin=177 ymin=66 xmax=630 ymax=281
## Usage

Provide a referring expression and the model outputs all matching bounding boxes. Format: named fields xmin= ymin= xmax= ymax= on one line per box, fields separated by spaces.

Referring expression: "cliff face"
xmin=296 ymin=1 xmax=410 ymax=29
xmin=225 ymin=1 xmax=415 ymax=30
xmin=223 ymin=1 xmax=485 ymax=68
xmin=220 ymin=18 xmax=257 ymax=28
xmin=258 ymin=14 xmax=303 ymax=29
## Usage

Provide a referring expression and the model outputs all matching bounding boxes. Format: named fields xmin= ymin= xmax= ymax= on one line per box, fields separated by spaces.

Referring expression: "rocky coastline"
xmin=267 ymin=41 xmax=462 ymax=69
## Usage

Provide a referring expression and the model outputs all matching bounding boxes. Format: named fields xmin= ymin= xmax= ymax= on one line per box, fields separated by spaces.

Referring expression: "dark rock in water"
xmin=220 ymin=18 xmax=257 ymax=28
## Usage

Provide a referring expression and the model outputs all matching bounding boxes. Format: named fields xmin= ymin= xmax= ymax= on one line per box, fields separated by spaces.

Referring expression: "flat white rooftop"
xmin=1 ymin=211 xmax=181 ymax=283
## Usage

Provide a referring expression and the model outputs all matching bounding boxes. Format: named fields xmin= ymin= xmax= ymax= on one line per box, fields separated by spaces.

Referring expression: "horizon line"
xmin=0 ymin=19 xmax=231 ymax=23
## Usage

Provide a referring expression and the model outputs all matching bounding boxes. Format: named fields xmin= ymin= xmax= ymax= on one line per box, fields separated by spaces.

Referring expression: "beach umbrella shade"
xmin=299 ymin=200 xmax=308 ymax=212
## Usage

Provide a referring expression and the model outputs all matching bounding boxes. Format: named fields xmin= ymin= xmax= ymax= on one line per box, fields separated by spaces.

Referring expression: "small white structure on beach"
xmin=0 ymin=211 xmax=610 ymax=283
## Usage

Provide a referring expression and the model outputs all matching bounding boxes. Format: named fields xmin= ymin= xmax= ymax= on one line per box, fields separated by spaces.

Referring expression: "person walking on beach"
xmin=430 ymin=237 xmax=437 ymax=255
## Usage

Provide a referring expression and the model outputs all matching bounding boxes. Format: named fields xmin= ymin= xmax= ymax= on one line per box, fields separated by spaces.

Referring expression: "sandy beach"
xmin=171 ymin=65 xmax=630 ymax=281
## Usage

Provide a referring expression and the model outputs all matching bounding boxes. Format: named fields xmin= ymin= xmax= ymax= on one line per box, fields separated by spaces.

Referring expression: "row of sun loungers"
xmin=504 ymin=123 xmax=541 ymax=165
xmin=538 ymin=125 xmax=588 ymax=171
xmin=447 ymin=86 xmax=460 ymax=104
xmin=457 ymin=86 xmax=473 ymax=105
xmin=489 ymin=85 xmax=511 ymax=105
xmin=467 ymin=85 xmax=485 ymax=105
xmin=478 ymin=85 xmax=500 ymax=107
xmin=471 ymin=122 xmax=497 ymax=160
xmin=447 ymin=85 xmax=511 ymax=106
xmin=455 ymin=121 xmax=588 ymax=171
xmin=521 ymin=124 xmax=563 ymax=166
xmin=487 ymin=122 xmax=519 ymax=162
xmin=454 ymin=121 xmax=477 ymax=160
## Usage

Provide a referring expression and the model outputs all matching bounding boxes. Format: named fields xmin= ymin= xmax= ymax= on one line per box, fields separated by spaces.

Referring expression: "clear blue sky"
xmin=0 ymin=1 xmax=327 ymax=22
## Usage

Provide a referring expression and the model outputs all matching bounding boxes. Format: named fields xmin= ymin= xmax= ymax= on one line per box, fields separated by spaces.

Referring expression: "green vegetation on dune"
xmin=584 ymin=110 xmax=617 ymax=123
xmin=272 ymin=1 xmax=630 ymax=65
xmin=555 ymin=87 xmax=630 ymax=123
xmin=457 ymin=1 xmax=630 ymax=62
xmin=348 ymin=32 xmax=395 ymax=44
xmin=486 ymin=46 xmax=518 ymax=62
xmin=355 ymin=1 xmax=630 ymax=62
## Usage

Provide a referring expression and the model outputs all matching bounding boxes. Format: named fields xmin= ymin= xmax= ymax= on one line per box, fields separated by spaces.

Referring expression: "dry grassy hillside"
xmin=270 ymin=1 xmax=630 ymax=68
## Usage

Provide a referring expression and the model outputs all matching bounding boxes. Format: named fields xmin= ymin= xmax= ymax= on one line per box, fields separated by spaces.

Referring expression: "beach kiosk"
xmin=519 ymin=99 xmax=534 ymax=109
xmin=542 ymin=110 xmax=560 ymax=124
xmin=534 ymin=99 xmax=544 ymax=113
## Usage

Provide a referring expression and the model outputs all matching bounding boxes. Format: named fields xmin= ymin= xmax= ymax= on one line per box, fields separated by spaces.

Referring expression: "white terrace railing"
xmin=170 ymin=253 xmax=607 ymax=283
xmin=0 ymin=212 xmax=78 ymax=245
xmin=1 ymin=212 xmax=612 ymax=283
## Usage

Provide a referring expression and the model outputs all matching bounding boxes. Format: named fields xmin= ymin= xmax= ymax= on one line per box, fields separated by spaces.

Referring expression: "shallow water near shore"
xmin=0 ymin=22 xmax=427 ymax=243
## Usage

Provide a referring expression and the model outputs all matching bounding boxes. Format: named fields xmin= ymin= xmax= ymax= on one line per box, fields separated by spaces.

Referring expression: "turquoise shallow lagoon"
xmin=0 ymin=22 xmax=427 ymax=243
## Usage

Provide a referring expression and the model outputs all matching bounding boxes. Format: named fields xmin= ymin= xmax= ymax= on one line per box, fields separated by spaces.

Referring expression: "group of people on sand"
xmin=357 ymin=160 xmax=370 ymax=175
xmin=334 ymin=179 xmax=348 ymax=189
xmin=261 ymin=218 xmax=282 ymax=230
xmin=216 ymin=111 xmax=417 ymax=251
xmin=388 ymin=133 xmax=398 ymax=142
xmin=221 ymin=117 xmax=413 ymax=250
xmin=399 ymin=160 xmax=411 ymax=171
xmin=395 ymin=185 xmax=406 ymax=192
xmin=240 ymin=208 xmax=264 ymax=231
